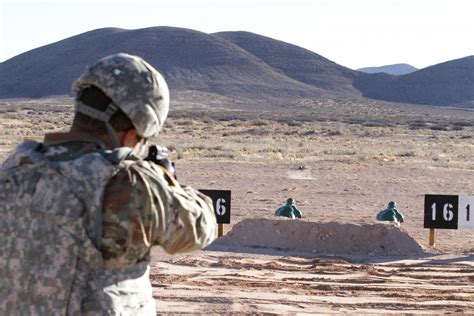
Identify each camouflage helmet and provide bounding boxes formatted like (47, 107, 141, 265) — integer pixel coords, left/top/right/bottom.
(73, 53, 169, 140)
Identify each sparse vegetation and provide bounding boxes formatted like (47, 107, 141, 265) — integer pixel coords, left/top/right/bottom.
(1, 95, 473, 255)
(1, 95, 473, 171)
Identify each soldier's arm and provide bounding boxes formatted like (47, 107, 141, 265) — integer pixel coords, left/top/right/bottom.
(101, 162, 217, 269)
(132, 161, 217, 254)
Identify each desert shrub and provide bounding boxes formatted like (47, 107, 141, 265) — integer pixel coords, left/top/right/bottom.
(208, 145, 224, 151)
(408, 122, 427, 130)
(324, 130, 342, 136)
(190, 144, 206, 150)
(243, 128, 270, 136)
(430, 124, 449, 131)
(201, 117, 213, 124)
(227, 121, 242, 127)
(397, 151, 417, 157)
(343, 118, 365, 125)
(362, 121, 389, 127)
(166, 144, 176, 151)
(452, 121, 473, 127)
(248, 119, 270, 126)
(323, 149, 356, 156)
(451, 125, 464, 131)
(301, 130, 317, 136)
(176, 149, 184, 160)
(203, 150, 238, 159)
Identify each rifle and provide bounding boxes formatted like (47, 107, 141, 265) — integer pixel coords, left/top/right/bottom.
(145, 145, 177, 180)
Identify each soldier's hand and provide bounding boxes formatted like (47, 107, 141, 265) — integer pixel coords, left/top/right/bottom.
(155, 158, 177, 180)
(145, 145, 177, 179)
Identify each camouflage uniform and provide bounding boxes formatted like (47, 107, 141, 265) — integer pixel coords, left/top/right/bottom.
(0, 53, 217, 315)
(0, 133, 216, 314)
(41, 131, 217, 266)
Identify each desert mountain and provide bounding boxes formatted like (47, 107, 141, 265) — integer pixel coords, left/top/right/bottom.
(0, 27, 472, 108)
(357, 63, 418, 75)
(353, 56, 474, 107)
(214, 31, 358, 94)
(0, 27, 329, 100)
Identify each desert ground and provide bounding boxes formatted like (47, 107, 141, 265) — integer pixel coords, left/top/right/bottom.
(1, 94, 473, 314)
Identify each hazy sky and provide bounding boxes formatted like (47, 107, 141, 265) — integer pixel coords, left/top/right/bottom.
(1, 0, 472, 69)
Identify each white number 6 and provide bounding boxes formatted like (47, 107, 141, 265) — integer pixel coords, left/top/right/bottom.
(216, 198, 226, 216)
(443, 203, 454, 221)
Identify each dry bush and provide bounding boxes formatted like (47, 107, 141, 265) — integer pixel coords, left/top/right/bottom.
(1, 97, 473, 171)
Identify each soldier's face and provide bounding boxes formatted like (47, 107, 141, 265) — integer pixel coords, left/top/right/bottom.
(120, 129, 140, 148)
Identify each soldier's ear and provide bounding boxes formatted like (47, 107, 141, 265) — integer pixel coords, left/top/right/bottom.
(122, 129, 139, 148)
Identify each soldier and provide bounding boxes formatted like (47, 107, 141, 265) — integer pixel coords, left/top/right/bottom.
(0, 53, 217, 314)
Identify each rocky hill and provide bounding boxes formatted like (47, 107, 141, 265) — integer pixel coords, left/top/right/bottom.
(357, 63, 418, 75)
(354, 56, 474, 107)
(0, 27, 327, 100)
(0, 27, 472, 108)
(214, 31, 358, 95)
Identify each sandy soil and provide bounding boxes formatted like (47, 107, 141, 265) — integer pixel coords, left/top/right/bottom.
(178, 160, 474, 253)
(151, 248, 474, 314)
(148, 160, 474, 314)
(1, 97, 473, 314)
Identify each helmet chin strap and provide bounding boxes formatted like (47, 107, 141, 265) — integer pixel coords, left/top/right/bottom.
(75, 101, 122, 148)
(129, 137, 149, 159)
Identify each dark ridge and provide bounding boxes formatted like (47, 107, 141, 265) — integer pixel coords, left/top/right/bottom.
(214, 31, 359, 95)
(0, 27, 320, 100)
(0, 27, 472, 108)
(354, 56, 474, 107)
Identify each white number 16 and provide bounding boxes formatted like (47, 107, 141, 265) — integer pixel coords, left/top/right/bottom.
(431, 203, 454, 221)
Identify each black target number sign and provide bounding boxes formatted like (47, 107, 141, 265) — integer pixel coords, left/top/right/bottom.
(199, 190, 231, 224)
(424, 194, 474, 229)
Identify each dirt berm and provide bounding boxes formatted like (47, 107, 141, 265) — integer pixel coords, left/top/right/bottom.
(214, 218, 425, 257)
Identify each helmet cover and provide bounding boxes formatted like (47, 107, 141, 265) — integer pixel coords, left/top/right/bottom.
(73, 53, 169, 138)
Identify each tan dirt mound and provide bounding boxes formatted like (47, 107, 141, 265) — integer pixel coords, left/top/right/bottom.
(215, 218, 425, 257)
